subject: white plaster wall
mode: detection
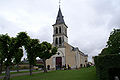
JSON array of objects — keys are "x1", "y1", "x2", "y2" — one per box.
[
  {"x1": 64, "y1": 36, "x2": 68, "y2": 43},
  {"x1": 51, "y1": 47, "x2": 66, "y2": 68}
]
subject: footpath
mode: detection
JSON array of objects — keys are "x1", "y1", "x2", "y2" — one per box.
[{"x1": 0, "y1": 70, "x2": 44, "y2": 79}]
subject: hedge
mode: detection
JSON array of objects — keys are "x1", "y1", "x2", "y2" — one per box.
[{"x1": 94, "y1": 54, "x2": 120, "y2": 80}]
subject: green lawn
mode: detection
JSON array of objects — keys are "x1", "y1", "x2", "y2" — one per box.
[{"x1": 10, "y1": 67, "x2": 97, "y2": 80}]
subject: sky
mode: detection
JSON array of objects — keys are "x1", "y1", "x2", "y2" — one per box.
[{"x1": 0, "y1": 0, "x2": 120, "y2": 61}]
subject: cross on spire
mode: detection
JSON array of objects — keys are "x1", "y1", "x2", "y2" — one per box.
[{"x1": 59, "y1": 0, "x2": 61, "y2": 8}]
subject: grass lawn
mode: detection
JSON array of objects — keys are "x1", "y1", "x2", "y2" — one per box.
[{"x1": 9, "y1": 67, "x2": 98, "y2": 80}]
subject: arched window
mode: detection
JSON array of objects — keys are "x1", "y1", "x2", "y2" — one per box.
[
  {"x1": 59, "y1": 27, "x2": 61, "y2": 33},
  {"x1": 59, "y1": 37, "x2": 62, "y2": 44},
  {"x1": 55, "y1": 38, "x2": 58, "y2": 45},
  {"x1": 56, "y1": 27, "x2": 58, "y2": 34}
]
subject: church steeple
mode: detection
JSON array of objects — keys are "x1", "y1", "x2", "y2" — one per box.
[
  {"x1": 53, "y1": 3, "x2": 68, "y2": 47},
  {"x1": 55, "y1": 8, "x2": 65, "y2": 25}
]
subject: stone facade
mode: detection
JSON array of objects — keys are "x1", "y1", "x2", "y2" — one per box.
[
  {"x1": 46, "y1": 42, "x2": 88, "y2": 69},
  {"x1": 46, "y1": 7, "x2": 88, "y2": 69}
]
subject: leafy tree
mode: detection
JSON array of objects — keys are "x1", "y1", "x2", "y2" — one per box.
[
  {"x1": 0, "y1": 34, "x2": 8, "y2": 74},
  {"x1": 0, "y1": 32, "x2": 40, "y2": 79},
  {"x1": 16, "y1": 32, "x2": 30, "y2": 47},
  {"x1": 16, "y1": 32, "x2": 38, "y2": 75},
  {"x1": 101, "y1": 29, "x2": 120, "y2": 55},
  {"x1": 16, "y1": 32, "x2": 43, "y2": 75},
  {"x1": 0, "y1": 34, "x2": 24, "y2": 79},
  {"x1": 0, "y1": 34, "x2": 14, "y2": 80},
  {"x1": 107, "y1": 29, "x2": 120, "y2": 54},
  {"x1": 37, "y1": 42, "x2": 57, "y2": 72},
  {"x1": 0, "y1": 51, "x2": 3, "y2": 74},
  {"x1": 5, "y1": 37, "x2": 20, "y2": 80},
  {"x1": 25, "y1": 39, "x2": 39, "y2": 75},
  {"x1": 2, "y1": 32, "x2": 30, "y2": 80},
  {"x1": 100, "y1": 48, "x2": 111, "y2": 55},
  {"x1": 13, "y1": 48, "x2": 23, "y2": 72}
]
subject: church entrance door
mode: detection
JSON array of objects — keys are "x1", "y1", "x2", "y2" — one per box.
[{"x1": 56, "y1": 57, "x2": 62, "y2": 70}]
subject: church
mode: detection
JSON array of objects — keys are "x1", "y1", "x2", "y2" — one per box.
[{"x1": 46, "y1": 7, "x2": 88, "y2": 69}]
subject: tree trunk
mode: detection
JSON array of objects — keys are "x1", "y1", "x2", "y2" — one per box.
[
  {"x1": 29, "y1": 64, "x2": 32, "y2": 76},
  {"x1": 4, "y1": 66, "x2": 10, "y2": 80},
  {"x1": 43, "y1": 59, "x2": 47, "y2": 73},
  {"x1": 16, "y1": 64, "x2": 19, "y2": 72}
]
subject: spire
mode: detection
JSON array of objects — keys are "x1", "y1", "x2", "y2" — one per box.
[
  {"x1": 55, "y1": 7, "x2": 65, "y2": 25},
  {"x1": 53, "y1": 0, "x2": 66, "y2": 25}
]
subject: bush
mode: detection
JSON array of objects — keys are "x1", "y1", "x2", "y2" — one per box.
[
  {"x1": 19, "y1": 64, "x2": 29, "y2": 69},
  {"x1": 94, "y1": 54, "x2": 120, "y2": 80}
]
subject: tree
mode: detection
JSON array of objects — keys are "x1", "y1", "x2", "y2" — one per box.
[
  {"x1": 16, "y1": 32, "x2": 38, "y2": 75},
  {"x1": 107, "y1": 29, "x2": 120, "y2": 54},
  {"x1": 16, "y1": 32, "x2": 30, "y2": 47},
  {"x1": 2, "y1": 32, "x2": 30, "y2": 80},
  {"x1": 0, "y1": 34, "x2": 14, "y2": 80},
  {"x1": 100, "y1": 48, "x2": 112, "y2": 55},
  {"x1": 0, "y1": 51, "x2": 3, "y2": 74},
  {"x1": 37, "y1": 42, "x2": 57, "y2": 72},
  {"x1": 0, "y1": 34, "x2": 7, "y2": 74},
  {"x1": 25, "y1": 39, "x2": 39, "y2": 75},
  {"x1": 0, "y1": 32, "x2": 41, "y2": 79},
  {"x1": 0, "y1": 34, "x2": 24, "y2": 80},
  {"x1": 13, "y1": 48, "x2": 23, "y2": 72},
  {"x1": 101, "y1": 29, "x2": 120, "y2": 55},
  {"x1": 5, "y1": 37, "x2": 20, "y2": 80}
]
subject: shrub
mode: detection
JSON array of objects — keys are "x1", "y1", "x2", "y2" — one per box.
[{"x1": 94, "y1": 54, "x2": 120, "y2": 80}]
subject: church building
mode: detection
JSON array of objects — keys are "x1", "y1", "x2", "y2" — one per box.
[{"x1": 46, "y1": 7, "x2": 88, "y2": 69}]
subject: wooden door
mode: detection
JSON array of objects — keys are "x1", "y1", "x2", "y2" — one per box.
[{"x1": 56, "y1": 57, "x2": 62, "y2": 68}]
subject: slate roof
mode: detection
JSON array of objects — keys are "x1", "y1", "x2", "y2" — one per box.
[{"x1": 55, "y1": 8, "x2": 65, "y2": 25}]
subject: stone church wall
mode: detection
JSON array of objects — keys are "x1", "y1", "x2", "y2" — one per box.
[{"x1": 64, "y1": 42, "x2": 76, "y2": 68}]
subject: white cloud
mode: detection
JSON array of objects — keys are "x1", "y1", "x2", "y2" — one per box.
[{"x1": 0, "y1": 0, "x2": 120, "y2": 61}]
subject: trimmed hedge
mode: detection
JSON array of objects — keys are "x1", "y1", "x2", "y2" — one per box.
[{"x1": 94, "y1": 54, "x2": 120, "y2": 80}]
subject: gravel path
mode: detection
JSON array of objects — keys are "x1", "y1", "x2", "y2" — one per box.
[{"x1": 0, "y1": 70, "x2": 44, "y2": 79}]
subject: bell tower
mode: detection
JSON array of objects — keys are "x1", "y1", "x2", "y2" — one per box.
[{"x1": 53, "y1": 7, "x2": 68, "y2": 47}]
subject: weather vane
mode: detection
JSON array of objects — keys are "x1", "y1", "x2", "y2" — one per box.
[{"x1": 59, "y1": 0, "x2": 61, "y2": 8}]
